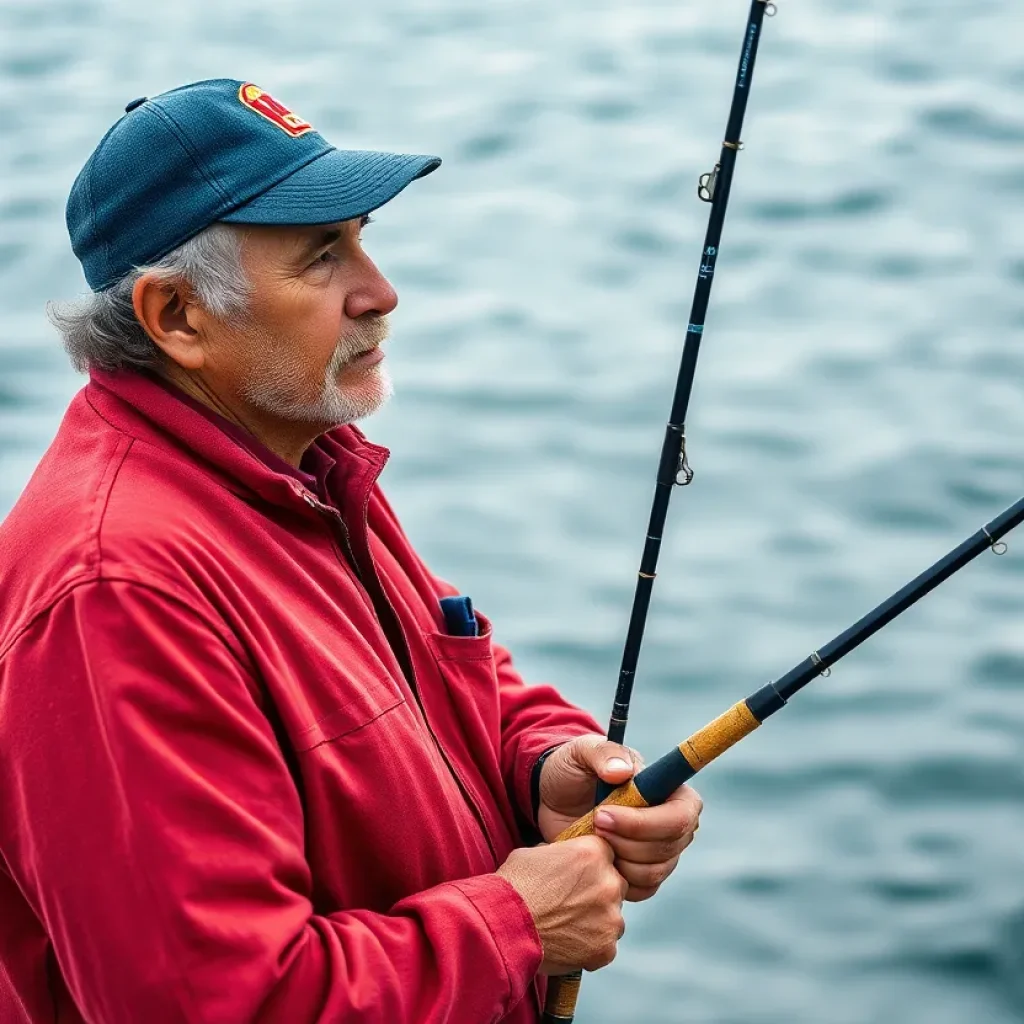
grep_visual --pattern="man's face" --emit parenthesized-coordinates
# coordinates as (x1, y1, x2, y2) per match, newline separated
(206, 217, 397, 429)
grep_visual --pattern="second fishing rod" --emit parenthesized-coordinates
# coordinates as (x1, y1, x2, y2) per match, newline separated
(603, 0, 778, 767)
(560, 492, 1024, 833)
(543, 3, 779, 1021)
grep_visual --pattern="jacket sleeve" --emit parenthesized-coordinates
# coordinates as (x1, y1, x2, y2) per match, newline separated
(0, 579, 540, 1024)
(492, 638, 603, 829)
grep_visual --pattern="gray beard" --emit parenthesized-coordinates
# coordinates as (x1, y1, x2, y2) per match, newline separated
(240, 316, 393, 427)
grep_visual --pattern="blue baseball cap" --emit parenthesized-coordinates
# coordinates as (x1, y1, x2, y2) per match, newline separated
(67, 78, 441, 291)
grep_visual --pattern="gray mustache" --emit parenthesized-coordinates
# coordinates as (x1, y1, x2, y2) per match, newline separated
(333, 315, 391, 367)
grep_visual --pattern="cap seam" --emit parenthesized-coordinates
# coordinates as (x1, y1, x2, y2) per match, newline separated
(146, 104, 235, 205)
(145, 102, 339, 218)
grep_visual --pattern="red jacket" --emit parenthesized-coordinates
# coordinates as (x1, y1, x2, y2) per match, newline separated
(0, 369, 601, 1023)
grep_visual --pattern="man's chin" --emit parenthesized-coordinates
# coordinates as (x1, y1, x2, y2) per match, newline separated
(320, 368, 393, 426)
(245, 363, 393, 429)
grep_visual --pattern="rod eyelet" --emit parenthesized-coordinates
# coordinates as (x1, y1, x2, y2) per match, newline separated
(983, 526, 1009, 555)
(810, 651, 831, 678)
(698, 164, 720, 203)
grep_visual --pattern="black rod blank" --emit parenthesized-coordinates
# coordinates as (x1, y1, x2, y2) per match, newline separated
(545, 4, 778, 1022)
(605, 0, 775, 754)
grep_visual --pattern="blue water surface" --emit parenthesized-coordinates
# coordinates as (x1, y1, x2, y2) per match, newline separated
(2, 1, 1023, 1021)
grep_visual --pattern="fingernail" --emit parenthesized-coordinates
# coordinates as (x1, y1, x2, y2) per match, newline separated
(595, 810, 615, 831)
(605, 758, 631, 773)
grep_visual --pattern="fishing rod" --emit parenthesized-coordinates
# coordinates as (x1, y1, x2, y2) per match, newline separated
(548, 4, 778, 1019)
(599, 0, 778, 770)
(542, 496, 1024, 1021)
(544, 2, 779, 1020)
(553, 492, 1024, 841)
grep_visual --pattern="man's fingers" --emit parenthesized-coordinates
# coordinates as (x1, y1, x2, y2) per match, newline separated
(615, 854, 681, 893)
(594, 785, 702, 841)
(625, 885, 660, 904)
(595, 829, 695, 866)
(587, 783, 701, 902)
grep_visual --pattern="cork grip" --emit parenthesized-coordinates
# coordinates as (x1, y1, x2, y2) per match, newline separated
(679, 700, 760, 771)
(544, 971, 582, 1020)
(553, 780, 650, 843)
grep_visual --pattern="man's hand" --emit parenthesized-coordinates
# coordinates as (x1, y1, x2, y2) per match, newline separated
(496, 837, 627, 975)
(537, 734, 702, 902)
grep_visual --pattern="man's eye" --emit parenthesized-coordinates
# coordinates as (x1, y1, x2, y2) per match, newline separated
(313, 250, 337, 266)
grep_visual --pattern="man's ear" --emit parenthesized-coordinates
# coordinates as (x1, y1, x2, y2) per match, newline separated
(131, 274, 206, 371)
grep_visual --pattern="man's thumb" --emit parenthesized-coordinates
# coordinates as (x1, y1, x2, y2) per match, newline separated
(569, 736, 635, 783)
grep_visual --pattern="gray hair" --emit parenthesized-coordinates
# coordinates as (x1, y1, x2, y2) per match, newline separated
(48, 223, 251, 373)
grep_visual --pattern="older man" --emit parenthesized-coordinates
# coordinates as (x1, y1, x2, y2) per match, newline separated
(0, 80, 701, 1023)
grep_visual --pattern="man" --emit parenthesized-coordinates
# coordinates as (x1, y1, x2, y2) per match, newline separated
(0, 79, 701, 1023)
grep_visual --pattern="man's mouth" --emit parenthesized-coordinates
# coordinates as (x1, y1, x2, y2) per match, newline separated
(342, 346, 385, 371)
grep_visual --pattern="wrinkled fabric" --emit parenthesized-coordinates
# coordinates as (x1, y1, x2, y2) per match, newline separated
(0, 369, 601, 1024)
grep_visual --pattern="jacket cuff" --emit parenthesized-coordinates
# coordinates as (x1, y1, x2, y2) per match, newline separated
(529, 746, 561, 825)
(450, 874, 543, 1013)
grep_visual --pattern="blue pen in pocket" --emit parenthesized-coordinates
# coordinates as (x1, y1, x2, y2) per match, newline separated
(439, 595, 478, 637)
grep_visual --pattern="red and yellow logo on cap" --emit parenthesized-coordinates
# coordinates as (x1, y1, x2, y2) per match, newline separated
(239, 84, 313, 137)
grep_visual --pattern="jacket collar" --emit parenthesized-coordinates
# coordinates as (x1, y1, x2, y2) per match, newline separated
(86, 368, 390, 513)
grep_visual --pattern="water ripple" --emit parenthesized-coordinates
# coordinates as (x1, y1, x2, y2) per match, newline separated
(2, 2, 1024, 1022)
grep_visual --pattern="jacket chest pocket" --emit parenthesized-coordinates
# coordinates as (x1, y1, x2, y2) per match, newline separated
(424, 612, 503, 777)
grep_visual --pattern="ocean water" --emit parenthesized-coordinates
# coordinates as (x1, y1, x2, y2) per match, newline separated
(2, 1, 1024, 1021)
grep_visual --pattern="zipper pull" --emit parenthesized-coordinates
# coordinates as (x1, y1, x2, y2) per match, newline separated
(299, 488, 360, 575)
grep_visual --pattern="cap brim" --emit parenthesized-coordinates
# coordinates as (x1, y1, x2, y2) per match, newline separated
(220, 149, 440, 226)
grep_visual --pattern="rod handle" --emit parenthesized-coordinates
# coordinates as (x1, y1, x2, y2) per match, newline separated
(554, 780, 650, 843)
(542, 972, 583, 1023)
(554, 702, 759, 847)
(542, 782, 650, 1021)
(679, 700, 760, 771)
(542, 703, 761, 1020)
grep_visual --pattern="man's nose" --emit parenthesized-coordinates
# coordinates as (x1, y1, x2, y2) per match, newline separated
(345, 256, 399, 320)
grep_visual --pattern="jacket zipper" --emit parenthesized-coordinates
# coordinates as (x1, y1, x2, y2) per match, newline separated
(301, 489, 500, 866)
